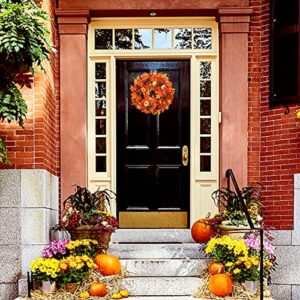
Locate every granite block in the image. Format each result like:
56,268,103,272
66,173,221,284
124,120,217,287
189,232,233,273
21,244,44,275
0,245,21,283
0,170,21,208
271,230,292,245
21,170,50,208
0,208,21,245
295,174,300,189
270,284,291,300
0,283,18,300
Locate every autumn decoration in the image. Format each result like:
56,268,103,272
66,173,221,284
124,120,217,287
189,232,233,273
130,71,175,115
95,253,122,276
191,218,215,243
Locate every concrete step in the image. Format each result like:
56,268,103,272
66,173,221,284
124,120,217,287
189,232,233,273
122,277,202,296
109,243,202,259
121,258,207,277
111,229,194,243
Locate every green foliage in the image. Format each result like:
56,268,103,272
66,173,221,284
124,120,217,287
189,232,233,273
0,0,53,164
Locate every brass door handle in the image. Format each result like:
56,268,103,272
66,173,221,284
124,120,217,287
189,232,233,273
182,145,189,166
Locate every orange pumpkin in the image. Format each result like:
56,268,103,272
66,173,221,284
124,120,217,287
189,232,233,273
208,261,225,275
94,254,121,276
208,273,233,297
191,219,214,243
89,282,107,297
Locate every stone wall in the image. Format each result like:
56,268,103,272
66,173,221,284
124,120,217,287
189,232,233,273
0,169,58,300
271,174,300,300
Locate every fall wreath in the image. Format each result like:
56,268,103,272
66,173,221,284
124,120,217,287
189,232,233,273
130,71,175,115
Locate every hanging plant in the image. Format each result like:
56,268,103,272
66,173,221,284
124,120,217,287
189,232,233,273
130,71,175,115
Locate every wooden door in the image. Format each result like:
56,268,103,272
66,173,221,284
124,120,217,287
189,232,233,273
117,60,190,228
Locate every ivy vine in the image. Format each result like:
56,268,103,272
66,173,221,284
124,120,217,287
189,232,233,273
0,0,53,163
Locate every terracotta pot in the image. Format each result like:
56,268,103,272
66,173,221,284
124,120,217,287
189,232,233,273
65,282,79,294
41,281,56,294
219,224,250,240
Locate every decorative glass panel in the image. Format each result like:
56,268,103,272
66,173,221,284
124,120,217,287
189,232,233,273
96,100,106,116
96,156,106,172
200,137,211,153
95,63,106,79
96,119,106,135
200,62,211,79
200,118,211,134
134,29,152,49
200,100,211,116
194,28,212,49
95,82,106,98
174,28,192,49
200,81,211,97
96,137,106,153
115,29,133,50
95,29,113,50
154,29,172,49
200,155,211,172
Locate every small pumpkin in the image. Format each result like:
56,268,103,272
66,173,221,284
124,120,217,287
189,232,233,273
95,254,122,276
208,273,233,297
79,291,90,298
89,282,107,297
208,261,225,275
111,293,122,299
191,218,214,243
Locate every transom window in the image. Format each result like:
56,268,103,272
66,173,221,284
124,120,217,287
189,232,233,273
94,27,212,50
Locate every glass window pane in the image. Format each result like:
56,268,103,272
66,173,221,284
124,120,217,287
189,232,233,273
154,29,172,49
96,100,106,116
115,29,133,50
200,62,211,79
200,81,211,97
200,118,211,134
200,155,211,172
200,100,211,116
96,137,106,153
95,63,106,79
200,137,211,153
95,29,113,50
96,156,106,172
174,28,192,49
134,29,152,49
95,82,106,98
194,28,212,49
96,119,106,135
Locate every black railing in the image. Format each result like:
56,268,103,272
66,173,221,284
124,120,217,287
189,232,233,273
225,169,264,300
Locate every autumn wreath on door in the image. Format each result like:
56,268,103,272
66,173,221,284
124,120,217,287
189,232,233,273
130,71,175,115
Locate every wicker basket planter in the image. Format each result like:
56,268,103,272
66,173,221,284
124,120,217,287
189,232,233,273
68,225,112,253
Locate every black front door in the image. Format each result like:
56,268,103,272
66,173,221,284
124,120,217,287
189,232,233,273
117,60,190,228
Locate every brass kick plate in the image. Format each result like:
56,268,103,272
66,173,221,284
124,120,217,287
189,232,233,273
119,211,188,228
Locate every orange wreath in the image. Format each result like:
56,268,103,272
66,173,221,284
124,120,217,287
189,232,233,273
130,71,175,115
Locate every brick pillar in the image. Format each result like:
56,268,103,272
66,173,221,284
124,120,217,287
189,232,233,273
218,8,253,187
56,10,90,200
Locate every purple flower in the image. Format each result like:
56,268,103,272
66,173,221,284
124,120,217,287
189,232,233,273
244,234,275,257
42,239,70,258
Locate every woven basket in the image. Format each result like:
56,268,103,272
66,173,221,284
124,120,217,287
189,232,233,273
68,226,112,253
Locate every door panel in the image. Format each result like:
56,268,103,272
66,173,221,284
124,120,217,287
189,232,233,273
117,60,190,228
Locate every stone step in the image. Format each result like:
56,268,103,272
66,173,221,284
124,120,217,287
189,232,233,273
121,258,207,277
121,277,202,296
111,229,194,243
109,243,203,259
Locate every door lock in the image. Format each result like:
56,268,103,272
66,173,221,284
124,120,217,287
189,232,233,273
182,145,189,166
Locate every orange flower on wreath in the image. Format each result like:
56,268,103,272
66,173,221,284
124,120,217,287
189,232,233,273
130,71,175,115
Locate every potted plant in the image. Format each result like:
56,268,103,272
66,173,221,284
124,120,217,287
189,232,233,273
61,186,118,252
30,257,61,294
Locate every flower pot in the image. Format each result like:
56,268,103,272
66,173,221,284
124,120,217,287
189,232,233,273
41,281,56,294
65,282,79,294
68,226,112,253
219,224,250,240
242,280,258,294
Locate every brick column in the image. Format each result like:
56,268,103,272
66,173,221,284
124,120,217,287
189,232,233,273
56,10,90,200
218,8,253,186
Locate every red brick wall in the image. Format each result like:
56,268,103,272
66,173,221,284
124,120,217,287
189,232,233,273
248,0,300,229
0,0,60,177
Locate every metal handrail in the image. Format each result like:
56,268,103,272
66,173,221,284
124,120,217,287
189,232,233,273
225,169,264,300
